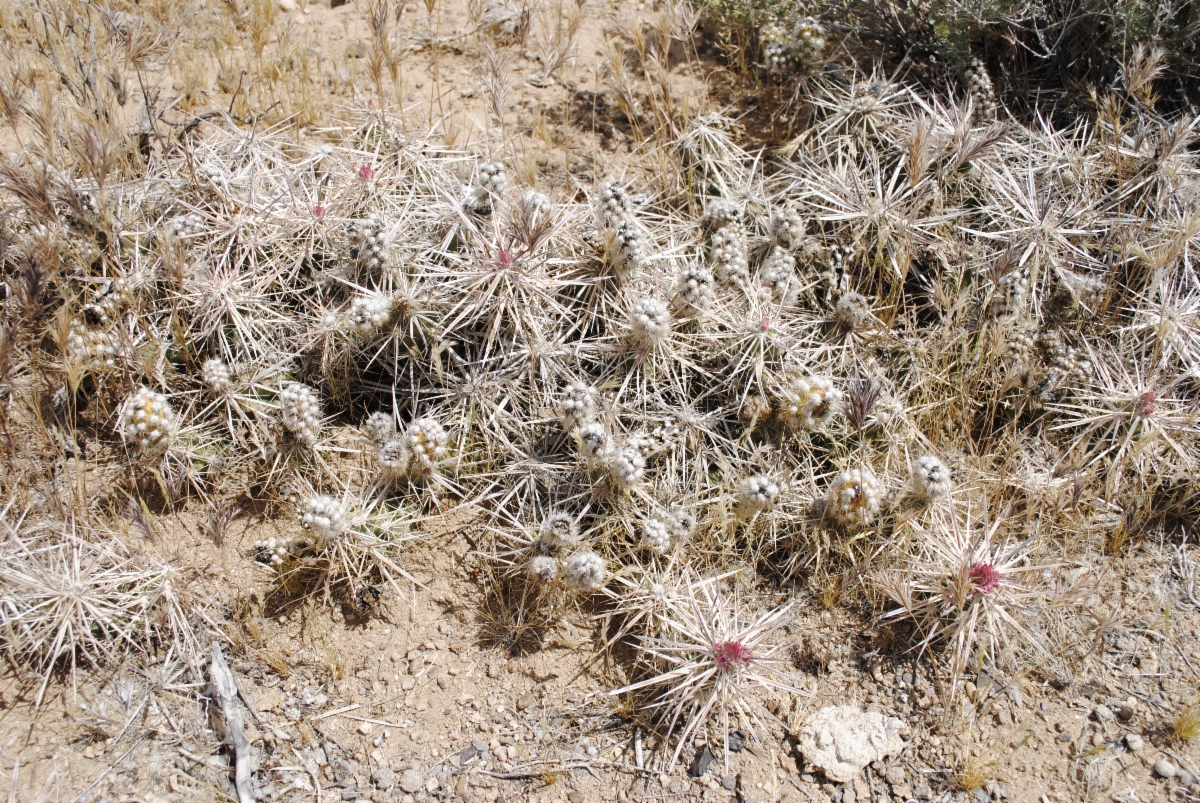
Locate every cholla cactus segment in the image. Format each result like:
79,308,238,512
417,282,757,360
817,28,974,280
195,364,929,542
377,439,411,480
559,381,598,431
770,208,806,250
642,517,672,553
965,58,997,122
405,417,448,474
609,445,647,488
118,387,178,459
737,476,780,514
250,538,291,566
203,358,233,395
596,183,632,230
1041,330,1092,388
608,219,645,277
834,292,872,330
757,247,800,306
643,509,696,553
577,422,609,462
527,555,560,581
668,510,697,542
702,199,742,230
710,223,749,284
779,374,841,431
912,455,952,500
990,268,1030,319
539,512,582,550
301,494,346,540
281,382,322,447
364,411,397,447
347,214,388,273
564,550,606,591
761,17,826,72
467,161,507,213
169,213,205,240
629,298,671,346
825,467,881,529
673,264,715,311
67,323,120,368
344,294,391,336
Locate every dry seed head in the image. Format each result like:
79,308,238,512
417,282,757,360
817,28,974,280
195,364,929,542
564,550,606,590
364,411,397,447
834,292,872,330
539,511,582,550
629,298,671,346
826,467,881,529
609,444,647,488
559,381,598,431
202,358,233,396
118,386,178,459
737,476,780,513
770,208,806,250
301,494,346,540
405,417,448,474
673,264,715,310
779,374,842,431
912,455,952,500
526,555,560,581
281,382,322,447
347,214,388,273
344,294,392,336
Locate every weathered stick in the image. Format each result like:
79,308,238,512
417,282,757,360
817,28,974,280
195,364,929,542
210,644,255,803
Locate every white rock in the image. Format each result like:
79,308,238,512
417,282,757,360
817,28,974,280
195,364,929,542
277,0,297,9
398,769,424,794
795,705,905,783
1154,759,1177,779
1125,733,1144,751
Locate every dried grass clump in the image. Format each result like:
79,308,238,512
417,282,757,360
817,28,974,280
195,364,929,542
0,508,202,705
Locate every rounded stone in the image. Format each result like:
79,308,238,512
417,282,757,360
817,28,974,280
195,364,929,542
1154,759,1177,779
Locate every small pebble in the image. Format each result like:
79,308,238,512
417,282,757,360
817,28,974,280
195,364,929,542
721,776,737,791
1125,733,1144,751
1154,759,1177,779
1093,705,1114,722
1177,770,1194,786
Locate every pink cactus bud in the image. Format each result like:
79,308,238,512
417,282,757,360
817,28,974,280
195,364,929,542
713,640,753,670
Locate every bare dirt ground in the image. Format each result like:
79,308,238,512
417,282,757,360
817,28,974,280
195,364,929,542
1,0,1199,802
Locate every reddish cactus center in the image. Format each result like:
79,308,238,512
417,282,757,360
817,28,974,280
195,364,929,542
498,249,513,269
313,204,326,218
713,640,753,670
1138,391,1156,416
969,562,1001,594
358,165,375,180
759,316,771,332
